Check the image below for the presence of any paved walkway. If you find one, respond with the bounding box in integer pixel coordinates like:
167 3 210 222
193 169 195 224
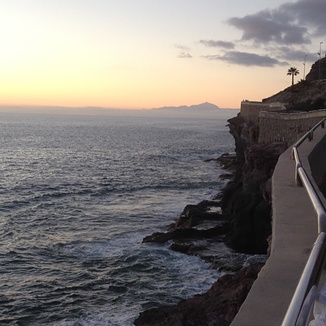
231 143 319 325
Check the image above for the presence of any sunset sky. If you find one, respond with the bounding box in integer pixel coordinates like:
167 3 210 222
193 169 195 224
1 0 326 110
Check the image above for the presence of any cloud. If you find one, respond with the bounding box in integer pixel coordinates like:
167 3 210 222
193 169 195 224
175 44 190 51
197 0 326 68
281 0 326 37
228 0 326 46
228 10 309 45
178 52 192 59
204 51 288 67
199 40 235 49
274 46 319 62
174 44 192 59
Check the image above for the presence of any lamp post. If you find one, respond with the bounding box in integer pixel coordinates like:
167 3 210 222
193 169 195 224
319 42 323 79
303 55 307 80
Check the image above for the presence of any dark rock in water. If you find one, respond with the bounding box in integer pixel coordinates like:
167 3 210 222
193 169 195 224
169 243 192 253
216 153 238 170
143 224 229 244
174 203 224 229
134 263 264 326
143 194 229 246
142 186 234 265
219 173 234 180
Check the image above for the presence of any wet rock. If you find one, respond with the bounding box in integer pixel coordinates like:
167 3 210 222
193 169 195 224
143 224 229 244
174 204 224 229
134 263 264 326
169 243 191 254
216 153 238 171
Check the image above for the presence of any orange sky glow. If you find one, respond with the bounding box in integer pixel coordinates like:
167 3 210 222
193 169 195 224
0 0 325 111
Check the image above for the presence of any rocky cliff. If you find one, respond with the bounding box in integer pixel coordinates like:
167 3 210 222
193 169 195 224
222 114 287 254
218 65 326 256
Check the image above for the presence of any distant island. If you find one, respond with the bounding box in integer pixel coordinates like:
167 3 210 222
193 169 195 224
147 102 236 118
151 102 220 112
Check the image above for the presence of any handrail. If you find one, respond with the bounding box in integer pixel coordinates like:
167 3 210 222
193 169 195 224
282 233 326 326
297 167 326 234
292 117 326 232
282 117 326 325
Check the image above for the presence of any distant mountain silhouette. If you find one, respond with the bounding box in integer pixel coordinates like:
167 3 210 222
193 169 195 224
151 102 221 112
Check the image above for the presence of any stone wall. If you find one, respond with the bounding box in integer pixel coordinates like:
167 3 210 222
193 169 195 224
240 101 286 123
258 110 326 146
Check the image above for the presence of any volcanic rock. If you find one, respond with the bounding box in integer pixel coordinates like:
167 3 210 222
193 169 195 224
134 263 264 326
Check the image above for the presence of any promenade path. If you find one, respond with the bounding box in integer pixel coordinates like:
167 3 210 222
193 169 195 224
231 125 326 325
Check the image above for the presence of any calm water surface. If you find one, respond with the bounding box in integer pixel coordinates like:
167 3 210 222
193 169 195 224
0 112 236 325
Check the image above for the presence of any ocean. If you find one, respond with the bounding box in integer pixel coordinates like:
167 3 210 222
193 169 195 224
0 111 237 325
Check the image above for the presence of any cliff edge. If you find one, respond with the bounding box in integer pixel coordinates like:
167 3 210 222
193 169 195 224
222 114 287 254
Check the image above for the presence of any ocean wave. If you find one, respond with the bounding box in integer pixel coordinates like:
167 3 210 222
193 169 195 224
0 114 235 325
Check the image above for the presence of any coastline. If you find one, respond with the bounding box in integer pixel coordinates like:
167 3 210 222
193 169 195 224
134 263 264 326
141 153 260 272
134 113 287 325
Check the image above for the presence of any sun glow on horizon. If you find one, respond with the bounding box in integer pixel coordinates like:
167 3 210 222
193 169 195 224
0 1 324 111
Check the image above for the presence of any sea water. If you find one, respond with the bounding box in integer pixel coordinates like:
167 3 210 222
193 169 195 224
0 111 236 325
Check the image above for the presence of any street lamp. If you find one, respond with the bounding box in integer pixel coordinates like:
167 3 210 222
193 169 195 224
320 42 323 58
319 42 323 79
303 55 307 80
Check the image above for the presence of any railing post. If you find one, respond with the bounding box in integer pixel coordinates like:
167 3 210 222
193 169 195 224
318 211 326 234
308 131 313 141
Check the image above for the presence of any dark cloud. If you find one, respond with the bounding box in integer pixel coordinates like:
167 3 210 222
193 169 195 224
228 9 310 45
275 46 319 62
199 40 235 49
281 0 326 37
178 52 192 59
204 51 288 67
199 0 326 68
228 0 326 46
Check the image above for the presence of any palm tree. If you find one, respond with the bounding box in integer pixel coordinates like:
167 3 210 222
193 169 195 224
287 67 299 85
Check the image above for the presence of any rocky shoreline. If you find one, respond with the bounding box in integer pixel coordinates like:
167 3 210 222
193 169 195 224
134 113 287 325
134 263 264 326
141 153 262 273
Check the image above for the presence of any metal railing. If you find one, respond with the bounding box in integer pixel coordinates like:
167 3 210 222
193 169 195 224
282 117 326 325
